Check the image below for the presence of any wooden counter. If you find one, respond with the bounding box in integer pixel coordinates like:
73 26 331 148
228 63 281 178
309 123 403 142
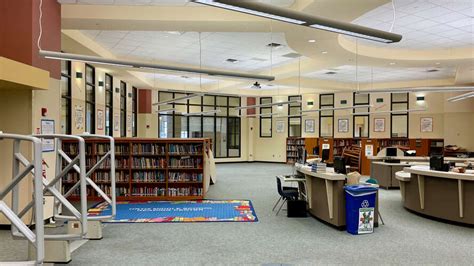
295 164 378 228
396 166 474 226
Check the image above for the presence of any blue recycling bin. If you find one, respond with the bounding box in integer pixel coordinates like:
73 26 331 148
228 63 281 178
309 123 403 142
344 185 378 235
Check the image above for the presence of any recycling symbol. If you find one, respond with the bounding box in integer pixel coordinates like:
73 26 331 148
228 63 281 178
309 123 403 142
361 200 369 208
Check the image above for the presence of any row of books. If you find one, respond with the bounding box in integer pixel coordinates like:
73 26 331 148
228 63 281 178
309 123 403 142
131 187 166 197
115 144 130 155
169 172 203 182
169 158 202 168
132 172 165 183
96 172 129 183
168 187 203 197
132 144 165 155
62 143 93 156
95 185 129 197
287 146 302 151
98 158 129 168
96 144 111 155
169 144 203 154
287 139 305 145
67 187 93 197
132 158 166 168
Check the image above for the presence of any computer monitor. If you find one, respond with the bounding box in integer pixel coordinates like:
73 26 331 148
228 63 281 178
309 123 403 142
321 149 330 163
333 156 346 174
430 155 444 171
297 146 307 164
386 147 397 157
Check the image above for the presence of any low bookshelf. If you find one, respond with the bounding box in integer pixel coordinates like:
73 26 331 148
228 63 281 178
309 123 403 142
286 137 318 164
62 138 208 201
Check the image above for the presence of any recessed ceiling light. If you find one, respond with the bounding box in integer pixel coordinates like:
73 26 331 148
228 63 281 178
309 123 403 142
435 62 441 65
321 51 328 54
308 39 316 43
389 62 396 65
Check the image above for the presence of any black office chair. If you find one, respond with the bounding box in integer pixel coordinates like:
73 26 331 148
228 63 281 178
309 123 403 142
273 177 299 215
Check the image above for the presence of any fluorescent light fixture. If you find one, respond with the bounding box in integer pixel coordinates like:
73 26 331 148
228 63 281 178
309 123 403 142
447 92 474 102
301 104 372 113
39 50 275 81
235 100 301 110
308 39 316 43
152 93 204 106
192 0 306 25
354 86 474 94
183 110 221 116
352 109 426 115
191 0 402 43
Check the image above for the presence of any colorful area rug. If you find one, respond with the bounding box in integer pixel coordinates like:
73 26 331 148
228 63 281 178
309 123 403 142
88 200 258 223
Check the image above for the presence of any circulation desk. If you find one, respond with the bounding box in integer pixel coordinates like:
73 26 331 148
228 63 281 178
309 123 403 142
396 165 474 226
295 164 378 228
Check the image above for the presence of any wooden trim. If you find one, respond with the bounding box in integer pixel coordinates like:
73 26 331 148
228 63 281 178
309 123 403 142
458 179 463 218
325 179 334 219
417 174 425 210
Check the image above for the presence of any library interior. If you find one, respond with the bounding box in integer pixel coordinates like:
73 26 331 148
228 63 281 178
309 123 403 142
1 0 474 265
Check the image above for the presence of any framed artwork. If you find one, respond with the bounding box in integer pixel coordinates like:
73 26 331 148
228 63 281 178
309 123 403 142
114 114 120 131
276 120 285 133
374 118 385 132
338 119 349 133
420 117 433 132
74 105 83 130
97 109 104 130
305 119 315 133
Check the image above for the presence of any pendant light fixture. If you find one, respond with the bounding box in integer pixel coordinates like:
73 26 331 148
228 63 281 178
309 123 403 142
191 0 402 43
352 108 426 115
301 104 372 113
447 92 474 102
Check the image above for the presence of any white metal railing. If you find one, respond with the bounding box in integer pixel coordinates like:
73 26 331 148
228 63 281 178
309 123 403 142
0 132 44 265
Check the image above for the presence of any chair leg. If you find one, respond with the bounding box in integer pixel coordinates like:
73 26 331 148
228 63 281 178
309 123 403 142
272 196 282 212
378 210 385 225
276 198 287 216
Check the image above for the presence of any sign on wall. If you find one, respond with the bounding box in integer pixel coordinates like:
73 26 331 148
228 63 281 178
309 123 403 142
97 109 104 130
276 120 285 133
114 114 120 131
41 119 55 152
74 105 83 130
420 117 433 132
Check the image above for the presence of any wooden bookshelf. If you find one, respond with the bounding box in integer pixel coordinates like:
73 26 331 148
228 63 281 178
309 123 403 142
62 138 208 201
286 137 318 164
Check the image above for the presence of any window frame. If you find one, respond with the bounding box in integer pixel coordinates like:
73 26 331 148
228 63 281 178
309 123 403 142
319 93 334 137
60 61 72 135
85 64 96 134
390 93 409 138
259 97 273 138
352 92 370 138
120 81 127 137
287 95 302 137
105 73 113 136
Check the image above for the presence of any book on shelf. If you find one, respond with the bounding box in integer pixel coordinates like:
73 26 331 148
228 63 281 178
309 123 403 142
169 172 203 182
167 187 203 197
132 171 165 183
115 144 130 155
132 143 165 155
168 158 202 168
169 144 203 155
132 187 166 197
132 157 166 169
95 171 129 183
98 158 129 169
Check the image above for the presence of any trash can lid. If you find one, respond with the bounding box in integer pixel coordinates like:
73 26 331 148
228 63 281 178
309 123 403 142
344 185 378 194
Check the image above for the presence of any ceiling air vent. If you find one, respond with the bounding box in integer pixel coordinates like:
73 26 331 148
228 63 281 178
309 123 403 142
226 58 239 63
325 71 337 75
267 42 283 48
282 53 301 58
426 69 439 72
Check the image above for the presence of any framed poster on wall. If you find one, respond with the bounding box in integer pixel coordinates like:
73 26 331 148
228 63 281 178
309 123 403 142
41 119 55 152
420 117 433 132
97 109 104 130
74 105 83 130
276 120 285 133
374 118 385 132
304 119 315 133
114 114 120 132
338 119 349 133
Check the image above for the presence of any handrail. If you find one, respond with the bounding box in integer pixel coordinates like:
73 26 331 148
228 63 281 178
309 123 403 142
0 132 44 265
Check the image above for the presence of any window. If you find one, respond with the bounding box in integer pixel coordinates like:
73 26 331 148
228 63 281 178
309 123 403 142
288 95 302 137
120 81 127 137
157 92 241 158
353 93 370 138
391 93 409 138
105 74 113 136
60 61 71 134
132 87 138 137
260 97 272 138
85 64 95 134
319 94 334 137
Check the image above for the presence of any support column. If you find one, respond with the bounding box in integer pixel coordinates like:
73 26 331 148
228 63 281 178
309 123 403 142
138 89 158 138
